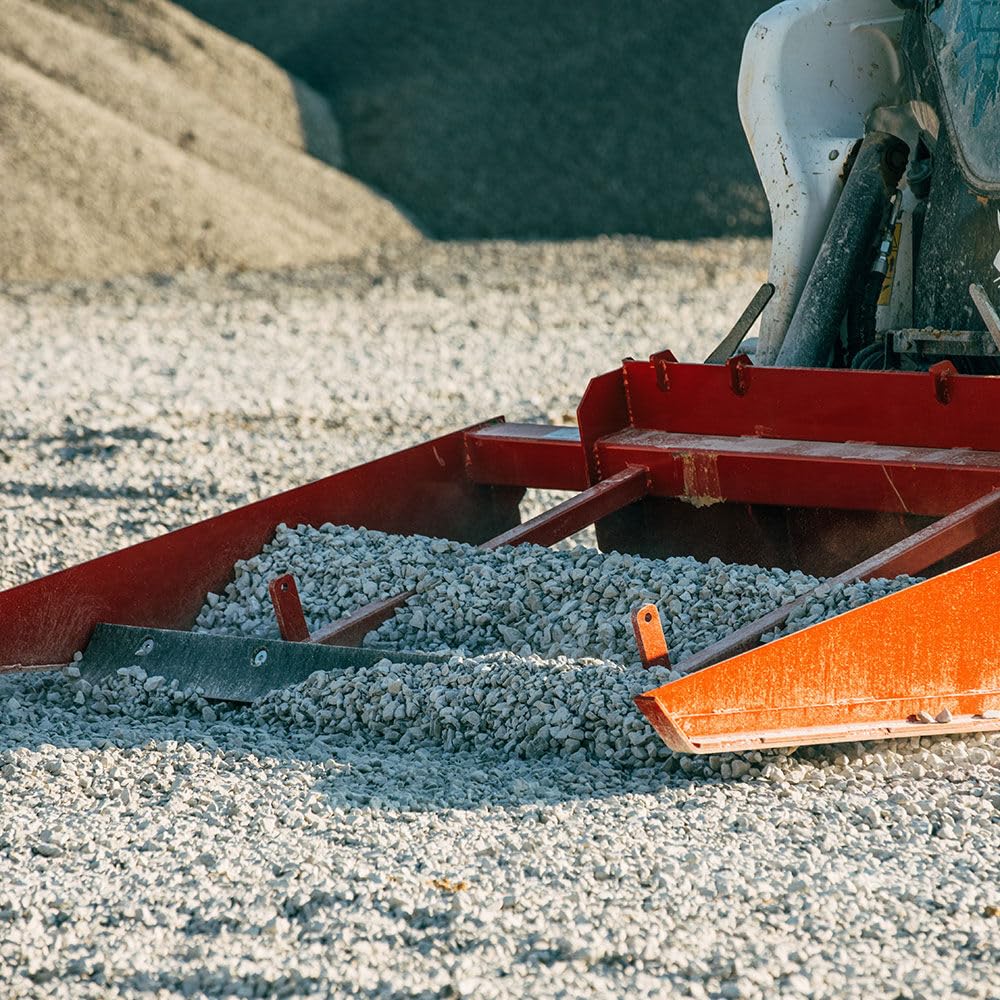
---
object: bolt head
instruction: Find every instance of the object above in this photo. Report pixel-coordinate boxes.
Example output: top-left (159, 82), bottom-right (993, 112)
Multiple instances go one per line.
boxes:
top-left (253, 649), bottom-right (268, 667)
top-left (135, 638), bottom-right (154, 656)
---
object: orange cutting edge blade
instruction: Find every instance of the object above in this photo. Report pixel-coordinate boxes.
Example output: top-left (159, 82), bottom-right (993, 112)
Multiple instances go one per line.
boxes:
top-left (635, 550), bottom-right (1000, 754)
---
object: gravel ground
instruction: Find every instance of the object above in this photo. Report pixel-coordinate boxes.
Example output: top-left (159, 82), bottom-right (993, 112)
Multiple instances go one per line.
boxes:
top-left (193, 522), bottom-right (917, 769)
top-left (3, 238), bottom-right (1000, 999)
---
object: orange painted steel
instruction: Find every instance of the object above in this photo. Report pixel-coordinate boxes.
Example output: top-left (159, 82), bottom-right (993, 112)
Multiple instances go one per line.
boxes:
top-left (635, 549), bottom-right (1000, 754)
top-left (630, 605), bottom-right (671, 669)
top-left (672, 487), bottom-right (1000, 677)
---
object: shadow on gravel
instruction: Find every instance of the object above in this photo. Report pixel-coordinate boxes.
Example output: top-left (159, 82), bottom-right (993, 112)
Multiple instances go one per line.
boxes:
top-left (27, 424), bottom-right (169, 446)
top-left (0, 480), bottom-right (216, 502)
top-left (0, 673), bottom-right (700, 808)
top-left (5, 665), bottom-right (951, 813)
top-left (179, 0), bottom-right (772, 241)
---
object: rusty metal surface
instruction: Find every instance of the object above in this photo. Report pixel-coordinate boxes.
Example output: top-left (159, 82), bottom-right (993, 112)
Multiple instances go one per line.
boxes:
top-left (463, 422), bottom-right (587, 491)
top-left (310, 592), bottom-right (416, 648)
top-left (596, 426), bottom-right (1000, 515)
top-left (617, 356), bottom-right (1000, 451)
top-left (480, 466), bottom-right (648, 550)
top-left (466, 420), bottom-right (1000, 519)
top-left (637, 547), bottom-right (1000, 754)
top-left (455, 361), bottom-right (1000, 575)
top-left (268, 574), bottom-right (311, 643)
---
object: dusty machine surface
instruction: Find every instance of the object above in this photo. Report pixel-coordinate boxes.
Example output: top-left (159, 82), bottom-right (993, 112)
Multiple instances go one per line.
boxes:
top-left (6, 0), bottom-right (1000, 756)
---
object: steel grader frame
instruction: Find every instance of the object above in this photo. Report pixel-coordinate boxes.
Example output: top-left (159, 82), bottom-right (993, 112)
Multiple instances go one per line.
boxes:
top-left (5, 343), bottom-right (1000, 754)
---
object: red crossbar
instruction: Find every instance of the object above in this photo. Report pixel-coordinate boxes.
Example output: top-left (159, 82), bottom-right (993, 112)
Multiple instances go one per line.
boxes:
top-left (596, 428), bottom-right (1000, 516)
top-left (293, 467), bottom-right (648, 647)
top-left (464, 422), bottom-right (587, 490)
top-left (465, 423), bottom-right (1000, 516)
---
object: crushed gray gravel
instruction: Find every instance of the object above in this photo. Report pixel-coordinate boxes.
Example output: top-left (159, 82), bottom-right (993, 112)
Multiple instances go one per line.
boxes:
top-left (194, 521), bottom-right (920, 666)
top-left (193, 522), bottom-right (919, 769)
top-left (3, 239), bottom-right (1000, 1000)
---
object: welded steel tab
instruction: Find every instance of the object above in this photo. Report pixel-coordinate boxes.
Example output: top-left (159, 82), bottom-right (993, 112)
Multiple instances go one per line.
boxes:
top-left (726, 354), bottom-right (752, 396)
top-left (650, 349), bottom-right (679, 391)
top-left (930, 360), bottom-right (957, 405)
top-left (268, 574), bottom-right (311, 642)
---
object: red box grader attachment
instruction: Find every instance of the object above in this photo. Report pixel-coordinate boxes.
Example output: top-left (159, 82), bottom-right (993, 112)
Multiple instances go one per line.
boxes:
top-left (5, 337), bottom-right (1000, 755)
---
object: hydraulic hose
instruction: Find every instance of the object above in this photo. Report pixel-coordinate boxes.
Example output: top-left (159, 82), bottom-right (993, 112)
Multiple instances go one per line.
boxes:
top-left (775, 131), bottom-right (909, 368)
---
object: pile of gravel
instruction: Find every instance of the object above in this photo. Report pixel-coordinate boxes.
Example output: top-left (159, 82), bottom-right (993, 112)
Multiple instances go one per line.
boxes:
top-left (195, 522), bottom-right (920, 667)
top-left (187, 521), bottom-right (918, 772)
top-left (2, 0), bottom-right (410, 283)
top-left (256, 651), bottom-right (677, 767)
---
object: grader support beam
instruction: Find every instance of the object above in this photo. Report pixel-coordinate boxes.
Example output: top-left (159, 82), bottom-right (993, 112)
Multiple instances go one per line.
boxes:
top-left (673, 488), bottom-right (1000, 676)
top-left (278, 467), bottom-right (649, 647)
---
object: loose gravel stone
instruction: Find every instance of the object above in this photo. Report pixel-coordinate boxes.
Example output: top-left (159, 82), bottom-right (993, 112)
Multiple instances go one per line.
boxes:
top-left (3, 244), bottom-right (1000, 1000)
top-left (194, 522), bottom-right (920, 670)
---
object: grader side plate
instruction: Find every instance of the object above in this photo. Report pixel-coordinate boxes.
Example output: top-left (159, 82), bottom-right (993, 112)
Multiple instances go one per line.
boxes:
top-left (636, 549), bottom-right (1000, 753)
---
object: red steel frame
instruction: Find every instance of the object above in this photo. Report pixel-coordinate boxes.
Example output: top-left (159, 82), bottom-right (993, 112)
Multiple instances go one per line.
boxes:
top-left (466, 356), bottom-right (1000, 574)
top-left (7, 352), bottom-right (1000, 675)
top-left (467, 356), bottom-right (1000, 511)
top-left (0, 422), bottom-right (523, 669)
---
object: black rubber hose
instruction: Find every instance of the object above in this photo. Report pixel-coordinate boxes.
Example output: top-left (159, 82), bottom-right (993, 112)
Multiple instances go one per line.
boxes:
top-left (775, 131), bottom-right (909, 368)
top-left (850, 341), bottom-right (888, 370)
top-left (846, 271), bottom-right (885, 363)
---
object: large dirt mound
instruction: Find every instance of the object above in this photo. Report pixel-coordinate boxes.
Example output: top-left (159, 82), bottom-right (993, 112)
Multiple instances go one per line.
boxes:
top-left (0, 0), bottom-right (417, 281)
top-left (180, 0), bottom-right (772, 241)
